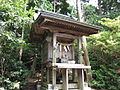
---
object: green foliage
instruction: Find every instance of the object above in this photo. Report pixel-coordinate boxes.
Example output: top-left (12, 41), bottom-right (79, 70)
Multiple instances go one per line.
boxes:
top-left (40, 0), bottom-right (53, 11)
top-left (48, 0), bottom-right (71, 14)
top-left (27, 0), bottom-right (53, 11)
top-left (88, 17), bottom-right (120, 90)
top-left (99, 16), bottom-right (120, 30)
top-left (98, 0), bottom-right (120, 15)
top-left (0, 0), bottom-right (35, 89)
top-left (84, 2), bottom-right (120, 89)
top-left (58, 0), bottom-right (71, 15)
top-left (84, 5), bottom-right (100, 25)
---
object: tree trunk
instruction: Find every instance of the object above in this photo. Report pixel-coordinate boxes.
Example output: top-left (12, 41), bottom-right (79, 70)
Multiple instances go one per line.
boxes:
top-left (30, 54), bottom-right (37, 77)
top-left (98, 0), bottom-right (102, 15)
top-left (76, 0), bottom-right (92, 82)
top-left (19, 27), bottom-right (24, 61)
top-left (76, 0), bottom-right (82, 22)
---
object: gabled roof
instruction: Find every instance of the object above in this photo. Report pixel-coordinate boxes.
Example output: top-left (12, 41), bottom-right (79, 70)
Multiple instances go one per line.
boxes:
top-left (31, 10), bottom-right (100, 42)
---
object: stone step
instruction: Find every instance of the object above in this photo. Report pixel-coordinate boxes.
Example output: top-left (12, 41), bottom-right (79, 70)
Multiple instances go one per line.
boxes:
top-left (69, 87), bottom-right (92, 90)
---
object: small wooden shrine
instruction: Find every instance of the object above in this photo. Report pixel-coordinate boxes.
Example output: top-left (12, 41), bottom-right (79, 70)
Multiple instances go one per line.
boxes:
top-left (31, 11), bottom-right (100, 90)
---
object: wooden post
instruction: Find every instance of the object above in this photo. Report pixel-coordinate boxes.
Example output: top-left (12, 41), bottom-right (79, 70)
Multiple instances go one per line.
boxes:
top-left (52, 68), bottom-right (56, 88)
top-left (77, 36), bottom-right (85, 90)
top-left (73, 69), bottom-right (78, 82)
top-left (52, 33), bottom-right (57, 87)
top-left (72, 41), bottom-right (76, 82)
top-left (78, 36), bottom-right (84, 64)
top-left (82, 36), bottom-right (90, 66)
top-left (76, 0), bottom-right (92, 82)
top-left (82, 36), bottom-right (92, 82)
top-left (73, 37), bottom-right (84, 82)
top-left (53, 33), bottom-right (57, 65)
top-left (76, 0), bottom-right (83, 22)
top-left (47, 68), bottom-right (50, 83)
top-left (41, 44), bottom-right (44, 83)
top-left (72, 44), bottom-right (75, 60)
top-left (62, 69), bottom-right (68, 90)
top-left (76, 0), bottom-right (85, 22)
top-left (78, 69), bottom-right (84, 90)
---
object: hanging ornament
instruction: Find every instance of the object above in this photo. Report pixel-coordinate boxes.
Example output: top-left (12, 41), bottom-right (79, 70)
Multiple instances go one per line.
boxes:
top-left (64, 46), bottom-right (67, 52)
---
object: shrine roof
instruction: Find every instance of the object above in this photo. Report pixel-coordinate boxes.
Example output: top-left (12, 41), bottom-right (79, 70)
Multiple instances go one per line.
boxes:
top-left (30, 10), bottom-right (100, 42)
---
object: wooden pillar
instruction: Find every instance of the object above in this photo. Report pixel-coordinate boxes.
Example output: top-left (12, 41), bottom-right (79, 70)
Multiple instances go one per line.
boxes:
top-left (62, 69), bottom-right (68, 90)
top-left (82, 36), bottom-right (90, 66)
top-left (52, 68), bottom-right (56, 87)
top-left (78, 69), bottom-right (84, 90)
top-left (52, 33), bottom-right (57, 87)
top-left (72, 44), bottom-right (75, 60)
top-left (47, 68), bottom-right (50, 83)
top-left (78, 36), bottom-right (84, 64)
top-left (72, 41), bottom-right (75, 82)
top-left (52, 33), bottom-right (57, 65)
top-left (77, 36), bottom-right (85, 90)
top-left (73, 69), bottom-right (78, 82)
top-left (73, 37), bottom-right (84, 82)
top-left (82, 36), bottom-right (92, 82)
top-left (41, 44), bottom-right (44, 83)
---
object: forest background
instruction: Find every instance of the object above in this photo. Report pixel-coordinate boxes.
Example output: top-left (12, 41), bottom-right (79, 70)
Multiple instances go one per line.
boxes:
top-left (0, 0), bottom-right (120, 90)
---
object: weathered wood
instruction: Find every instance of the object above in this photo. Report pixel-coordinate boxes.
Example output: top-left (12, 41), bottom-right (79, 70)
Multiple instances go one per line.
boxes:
top-left (39, 12), bottom-right (100, 32)
top-left (38, 18), bottom-right (47, 27)
top-left (31, 10), bottom-right (101, 90)
top-left (30, 56), bottom-right (37, 77)
top-left (82, 36), bottom-right (92, 82)
top-left (76, 0), bottom-right (91, 83)
top-left (73, 69), bottom-right (78, 82)
top-left (40, 25), bottom-right (88, 36)
top-left (71, 43), bottom-right (76, 82)
top-left (78, 36), bottom-right (84, 64)
top-left (55, 63), bottom-right (91, 69)
top-left (52, 33), bottom-right (57, 65)
top-left (77, 0), bottom-right (92, 83)
top-left (56, 33), bottom-right (79, 39)
top-left (62, 69), bottom-right (68, 90)
top-left (42, 41), bottom-right (48, 61)
top-left (72, 44), bottom-right (75, 60)
top-left (52, 67), bottom-right (56, 87)
top-left (31, 10), bottom-right (100, 42)
top-left (40, 44), bottom-right (44, 82)
top-left (48, 41), bottom-right (52, 59)
top-left (77, 69), bottom-right (84, 90)
top-left (82, 36), bottom-right (90, 66)
top-left (76, 0), bottom-right (83, 22)
top-left (47, 68), bottom-right (50, 83)
top-left (52, 33), bottom-right (57, 87)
